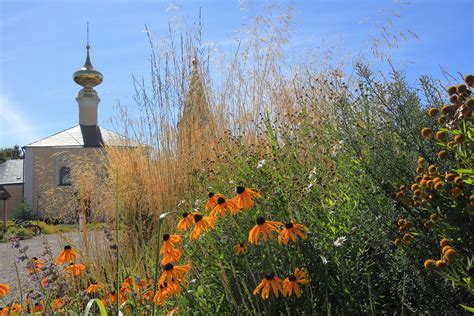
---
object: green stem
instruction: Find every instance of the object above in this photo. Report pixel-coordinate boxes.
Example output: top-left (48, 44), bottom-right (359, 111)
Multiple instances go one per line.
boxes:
top-left (115, 171), bottom-right (120, 316)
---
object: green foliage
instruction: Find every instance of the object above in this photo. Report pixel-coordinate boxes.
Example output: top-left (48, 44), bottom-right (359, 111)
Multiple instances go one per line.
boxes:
top-left (0, 145), bottom-right (23, 163)
top-left (5, 226), bottom-right (33, 240)
top-left (12, 201), bottom-right (35, 221)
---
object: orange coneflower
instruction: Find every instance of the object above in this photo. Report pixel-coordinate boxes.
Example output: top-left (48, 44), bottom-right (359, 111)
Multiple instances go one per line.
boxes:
top-left (234, 243), bottom-right (247, 255)
top-left (64, 263), bottom-right (86, 276)
top-left (142, 289), bottom-right (154, 303)
top-left (27, 257), bottom-right (44, 274)
top-left (253, 272), bottom-right (283, 299)
top-left (161, 234), bottom-right (183, 254)
top-left (205, 192), bottom-right (224, 211)
top-left (86, 283), bottom-right (102, 294)
top-left (176, 211), bottom-right (196, 231)
top-left (282, 268), bottom-right (310, 297)
top-left (108, 289), bottom-right (127, 304)
top-left (248, 217), bottom-right (283, 245)
top-left (278, 221), bottom-right (307, 245)
top-left (55, 245), bottom-right (78, 265)
top-left (160, 234), bottom-right (183, 265)
top-left (121, 276), bottom-right (137, 293)
top-left (31, 302), bottom-right (44, 313)
top-left (137, 279), bottom-right (148, 290)
top-left (190, 214), bottom-right (217, 240)
top-left (158, 263), bottom-right (191, 286)
top-left (0, 304), bottom-right (22, 315)
top-left (211, 197), bottom-right (239, 216)
top-left (153, 281), bottom-right (180, 305)
top-left (235, 186), bottom-right (261, 209)
top-left (51, 298), bottom-right (64, 312)
top-left (41, 278), bottom-right (49, 289)
top-left (0, 284), bottom-right (11, 298)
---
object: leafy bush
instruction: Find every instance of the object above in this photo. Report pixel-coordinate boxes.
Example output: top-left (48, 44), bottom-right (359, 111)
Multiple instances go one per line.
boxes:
top-left (12, 201), bottom-right (35, 221)
top-left (5, 226), bottom-right (33, 240)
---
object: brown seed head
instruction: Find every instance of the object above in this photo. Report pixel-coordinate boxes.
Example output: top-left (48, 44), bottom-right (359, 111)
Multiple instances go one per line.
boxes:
top-left (444, 249), bottom-right (457, 262)
top-left (428, 108), bottom-right (438, 117)
top-left (437, 150), bottom-right (447, 159)
top-left (454, 134), bottom-right (465, 143)
top-left (424, 259), bottom-right (436, 269)
top-left (420, 128), bottom-right (432, 139)
top-left (429, 213), bottom-right (439, 222)
top-left (435, 260), bottom-right (447, 270)
top-left (441, 105), bottom-right (451, 115)
top-left (456, 84), bottom-right (468, 94)
top-left (447, 86), bottom-right (457, 96)
top-left (435, 131), bottom-right (447, 142)
top-left (441, 245), bottom-right (452, 255)
top-left (449, 94), bottom-right (458, 104)
top-left (464, 74), bottom-right (474, 87)
top-left (439, 238), bottom-right (450, 248)
top-left (424, 220), bottom-right (434, 229)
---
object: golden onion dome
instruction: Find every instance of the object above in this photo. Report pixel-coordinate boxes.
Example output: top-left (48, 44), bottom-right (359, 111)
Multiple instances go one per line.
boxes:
top-left (73, 44), bottom-right (103, 88)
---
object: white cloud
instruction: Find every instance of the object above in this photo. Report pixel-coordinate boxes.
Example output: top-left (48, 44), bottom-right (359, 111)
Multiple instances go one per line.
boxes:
top-left (0, 94), bottom-right (38, 147)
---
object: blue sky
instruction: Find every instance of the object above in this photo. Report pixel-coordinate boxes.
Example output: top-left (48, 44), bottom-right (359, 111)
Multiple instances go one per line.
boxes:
top-left (0, 0), bottom-right (472, 148)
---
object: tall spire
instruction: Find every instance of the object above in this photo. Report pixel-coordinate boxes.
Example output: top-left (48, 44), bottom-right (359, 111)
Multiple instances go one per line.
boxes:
top-left (177, 57), bottom-right (213, 152)
top-left (73, 23), bottom-right (103, 88)
top-left (73, 23), bottom-right (103, 126)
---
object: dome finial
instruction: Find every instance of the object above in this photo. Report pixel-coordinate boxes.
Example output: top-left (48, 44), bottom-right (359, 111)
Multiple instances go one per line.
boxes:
top-left (73, 22), bottom-right (103, 88)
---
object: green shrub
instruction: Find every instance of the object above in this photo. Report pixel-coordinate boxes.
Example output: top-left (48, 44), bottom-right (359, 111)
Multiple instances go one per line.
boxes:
top-left (12, 201), bottom-right (36, 221)
top-left (5, 226), bottom-right (33, 240)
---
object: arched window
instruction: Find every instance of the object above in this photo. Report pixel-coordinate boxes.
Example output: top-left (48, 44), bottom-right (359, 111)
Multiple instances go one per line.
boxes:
top-left (59, 167), bottom-right (72, 186)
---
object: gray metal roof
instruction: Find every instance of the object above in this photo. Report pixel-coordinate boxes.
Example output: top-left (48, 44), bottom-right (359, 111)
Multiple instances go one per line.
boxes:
top-left (24, 125), bottom-right (134, 148)
top-left (0, 159), bottom-right (24, 185)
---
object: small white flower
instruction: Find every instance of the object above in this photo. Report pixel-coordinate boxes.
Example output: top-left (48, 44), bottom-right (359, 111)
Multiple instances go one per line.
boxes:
top-left (308, 167), bottom-right (317, 179)
top-left (334, 236), bottom-right (347, 247)
top-left (256, 159), bottom-right (266, 169)
top-left (194, 199), bottom-right (202, 206)
top-left (229, 180), bottom-right (235, 184)
top-left (320, 255), bottom-right (328, 265)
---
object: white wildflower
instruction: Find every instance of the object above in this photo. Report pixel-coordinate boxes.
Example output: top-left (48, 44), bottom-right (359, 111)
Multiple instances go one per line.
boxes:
top-left (256, 159), bottom-right (266, 169)
top-left (320, 255), bottom-right (328, 265)
top-left (334, 236), bottom-right (347, 247)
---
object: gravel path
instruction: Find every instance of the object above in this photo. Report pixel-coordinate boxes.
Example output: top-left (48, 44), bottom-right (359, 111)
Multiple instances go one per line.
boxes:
top-left (0, 232), bottom-right (95, 302)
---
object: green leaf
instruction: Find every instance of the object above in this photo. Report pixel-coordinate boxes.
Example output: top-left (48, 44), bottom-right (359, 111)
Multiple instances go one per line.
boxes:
top-left (84, 298), bottom-right (108, 316)
top-left (459, 304), bottom-right (474, 312)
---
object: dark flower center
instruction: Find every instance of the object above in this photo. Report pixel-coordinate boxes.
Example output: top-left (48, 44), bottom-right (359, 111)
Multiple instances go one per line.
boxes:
top-left (217, 197), bottom-right (226, 204)
top-left (285, 222), bottom-right (294, 229)
top-left (64, 245), bottom-right (72, 250)
top-left (160, 282), bottom-right (168, 289)
top-left (239, 243), bottom-right (244, 247)
top-left (236, 186), bottom-right (245, 194)
top-left (265, 272), bottom-right (275, 280)
top-left (256, 217), bottom-right (266, 225)
top-left (32, 257), bottom-right (38, 260)
top-left (194, 214), bottom-right (203, 223)
top-left (289, 275), bottom-right (297, 282)
top-left (164, 263), bottom-right (174, 271)
top-left (208, 192), bottom-right (215, 198)
top-left (163, 234), bottom-right (170, 241)
top-left (182, 212), bottom-right (189, 218)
